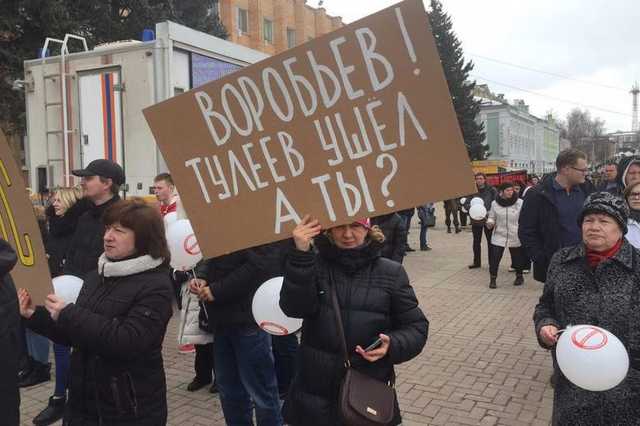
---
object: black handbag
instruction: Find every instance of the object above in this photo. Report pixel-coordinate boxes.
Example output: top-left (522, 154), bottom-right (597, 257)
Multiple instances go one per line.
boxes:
top-left (329, 270), bottom-right (396, 426)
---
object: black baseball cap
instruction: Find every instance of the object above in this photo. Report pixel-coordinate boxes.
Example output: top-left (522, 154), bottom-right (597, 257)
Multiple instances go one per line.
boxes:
top-left (72, 159), bottom-right (125, 185)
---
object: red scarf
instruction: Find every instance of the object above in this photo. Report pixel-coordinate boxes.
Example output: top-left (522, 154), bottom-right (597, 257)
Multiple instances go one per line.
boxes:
top-left (586, 239), bottom-right (623, 268)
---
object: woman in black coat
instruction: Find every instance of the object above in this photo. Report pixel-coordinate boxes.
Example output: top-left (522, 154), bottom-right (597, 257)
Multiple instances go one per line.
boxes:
top-left (280, 216), bottom-right (428, 426)
top-left (19, 200), bottom-right (174, 426)
top-left (33, 187), bottom-right (90, 425)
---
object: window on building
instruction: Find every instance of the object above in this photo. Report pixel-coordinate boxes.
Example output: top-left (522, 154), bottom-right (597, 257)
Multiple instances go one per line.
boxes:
top-left (237, 8), bottom-right (248, 34)
top-left (263, 18), bottom-right (273, 43)
top-left (287, 28), bottom-right (296, 48)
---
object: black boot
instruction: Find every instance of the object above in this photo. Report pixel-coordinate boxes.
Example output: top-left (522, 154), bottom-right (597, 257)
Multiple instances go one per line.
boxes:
top-left (447, 227), bottom-right (452, 234)
top-left (513, 274), bottom-right (524, 286)
top-left (209, 380), bottom-right (218, 394)
top-left (187, 376), bottom-right (211, 392)
top-left (19, 361), bottom-right (50, 388)
top-left (468, 263), bottom-right (481, 269)
top-left (489, 276), bottom-right (497, 289)
top-left (455, 226), bottom-right (461, 234)
top-left (33, 395), bottom-right (66, 426)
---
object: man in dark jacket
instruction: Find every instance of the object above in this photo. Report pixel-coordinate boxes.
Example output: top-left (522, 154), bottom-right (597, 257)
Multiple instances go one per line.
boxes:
top-left (467, 173), bottom-right (497, 269)
top-left (597, 161), bottom-right (620, 195)
top-left (518, 148), bottom-right (594, 283)
top-left (0, 239), bottom-right (20, 426)
top-left (64, 159), bottom-right (124, 278)
top-left (192, 243), bottom-right (283, 425)
top-left (397, 207), bottom-right (416, 251)
top-left (371, 213), bottom-right (407, 263)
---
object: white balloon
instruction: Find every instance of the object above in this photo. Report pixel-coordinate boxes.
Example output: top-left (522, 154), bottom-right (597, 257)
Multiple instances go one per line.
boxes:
top-left (460, 197), bottom-right (467, 205)
top-left (163, 211), bottom-right (178, 226)
top-left (166, 219), bottom-right (203, 271)
top-left (469, 204), bottom-right (487, 221)
top-left (470, 197), bottom-right (484, 206)
top-left (52, 275), bottom-right (84, 304)
top-left (252, 276), bottom-right (302, 336)
top-left (556, 325), bottom-right (629, 391)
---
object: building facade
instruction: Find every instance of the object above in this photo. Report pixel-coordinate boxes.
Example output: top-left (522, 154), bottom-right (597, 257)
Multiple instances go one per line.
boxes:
top-left (475, 85), bottom-right (560, 175)
top-left (608, 131), bottom-right (640, 156)
top-left (217, 0), bottom-right (344, 55)
top-left (574, 136), bottom-right (616, 167)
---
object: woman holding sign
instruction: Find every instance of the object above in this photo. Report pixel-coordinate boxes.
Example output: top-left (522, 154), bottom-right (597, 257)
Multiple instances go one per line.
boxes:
top-left (280, 216), bottom-right (428, 426)
top-left (534, 192), bottom-right (640, 424)
top-left (18, 200), bottom-right (174, 426)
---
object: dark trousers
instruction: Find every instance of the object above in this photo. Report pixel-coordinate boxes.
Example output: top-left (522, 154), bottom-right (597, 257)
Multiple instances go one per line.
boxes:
top-left (419, 222), bottom-right (429, 248)
top-left (53, 343), bottom-right (70, 396)
top-left (214, 325), bottom-right (282, 426)
top-left (459, 210), bottom-right (468, 226)
top-left (444, 201), bottom-right (459, 229)
top-left (490, 245), bottom-right (524, 276)
top-left (272, 334), bottom-right (298, 396)
top-left (194, 342), bottom-right (215, 383)
top-left (472, 225), bottom-right (493, 266)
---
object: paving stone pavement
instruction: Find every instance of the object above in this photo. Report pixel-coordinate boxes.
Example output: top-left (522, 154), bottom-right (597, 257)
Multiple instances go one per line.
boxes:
top-left (19, 212), bottom-right (554, 426)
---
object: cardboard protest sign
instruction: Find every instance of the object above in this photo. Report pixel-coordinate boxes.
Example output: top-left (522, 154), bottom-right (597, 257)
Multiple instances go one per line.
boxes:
top-left (144, 0), bottom-right (476, 258)
top-left (0, 130), bottom-right (51, 302)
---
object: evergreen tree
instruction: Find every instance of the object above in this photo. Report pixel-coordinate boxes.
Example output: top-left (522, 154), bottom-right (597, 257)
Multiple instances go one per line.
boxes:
top-left (0, 0), bottom-right (228, 137)
top-left (428, 0), bottom-right (486, 160)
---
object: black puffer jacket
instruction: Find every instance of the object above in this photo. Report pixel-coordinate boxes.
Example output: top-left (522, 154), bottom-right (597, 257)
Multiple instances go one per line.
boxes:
top-left (64, 195), bottom-right (120, 278)
top-left (280, 235), bottom-right (428, 426)
top-left (371, 213), bottom-right (407, 263)
top-left (196, 241), bottom-right (288, 330)
top-left (46, 199), bottom-right (91, 277)
top-left (0, 240), bottom-right (19, 426)
top-left (26, 254), bottom-right (174, 425)
top-left (533, 241), bottom-right (640, 425)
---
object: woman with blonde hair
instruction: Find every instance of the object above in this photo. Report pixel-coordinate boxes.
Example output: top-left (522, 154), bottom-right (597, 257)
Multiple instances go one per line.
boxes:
top-left (31, 186), bottom-right (89, 426)
top-left (280, 216), bottom-right (428, 426)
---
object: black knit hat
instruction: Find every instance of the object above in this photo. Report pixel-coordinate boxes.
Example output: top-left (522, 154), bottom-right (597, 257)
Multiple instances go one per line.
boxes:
top-left (578, 191), bottom-right (629, 233)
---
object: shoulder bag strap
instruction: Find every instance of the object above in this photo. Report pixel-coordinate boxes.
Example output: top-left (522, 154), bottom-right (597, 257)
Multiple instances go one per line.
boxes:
top-left (328, 268), bottom-right (351, 367)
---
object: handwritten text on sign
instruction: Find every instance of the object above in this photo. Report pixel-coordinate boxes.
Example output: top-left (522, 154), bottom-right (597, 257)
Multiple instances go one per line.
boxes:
top-left (144, 0), bottom-right (475, 257)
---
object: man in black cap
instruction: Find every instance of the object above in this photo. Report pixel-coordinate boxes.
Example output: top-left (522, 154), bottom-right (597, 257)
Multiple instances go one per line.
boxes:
top-left (64, 159), bottom-right (124, 278)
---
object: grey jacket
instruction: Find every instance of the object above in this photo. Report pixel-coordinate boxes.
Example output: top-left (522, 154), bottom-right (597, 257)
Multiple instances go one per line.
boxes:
top-left (533, 241), bottom-right (640, 425)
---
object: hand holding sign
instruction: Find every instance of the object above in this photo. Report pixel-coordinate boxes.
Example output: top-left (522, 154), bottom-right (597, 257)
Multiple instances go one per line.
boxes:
top-left (292, 215), bottom-right (322, 251)
top-left (556, 324), bottom-right (629, 391)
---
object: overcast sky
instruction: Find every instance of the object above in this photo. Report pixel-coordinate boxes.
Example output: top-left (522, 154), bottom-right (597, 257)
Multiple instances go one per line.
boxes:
top-left (321, 0), bottom-right (640, 133)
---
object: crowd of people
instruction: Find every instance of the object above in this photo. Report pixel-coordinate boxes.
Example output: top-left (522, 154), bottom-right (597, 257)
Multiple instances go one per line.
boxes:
top-left (3, 146), bottom-right (640, 424)
top-left (0, 159), bottom-right (429, 426)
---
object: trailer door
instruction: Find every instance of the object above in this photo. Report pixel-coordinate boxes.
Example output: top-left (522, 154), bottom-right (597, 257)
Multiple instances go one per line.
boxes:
top-left (78, 68), bottom-right (124, 167)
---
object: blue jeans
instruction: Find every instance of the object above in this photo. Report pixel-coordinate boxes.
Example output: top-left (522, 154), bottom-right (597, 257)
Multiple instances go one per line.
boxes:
top-left (272, 334), bottom-right (298, 396)
top-left (419, 223), bottom-right (429, 248)
top-left (25, 328), bottom-right (49, 364)
top-left (214, 325), bottom-right (283, 426)
top-left (53, 343), bottom-right (71, 396)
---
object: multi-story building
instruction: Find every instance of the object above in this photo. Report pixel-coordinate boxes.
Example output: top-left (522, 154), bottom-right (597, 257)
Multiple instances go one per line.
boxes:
top-left (217, 0), bottom-right (344, 55)
top-left (474, 85), bottom-right (560, 175)
top-left (574, 135), bottom-right (616, 167)
top-left (608, 130), bottom-right (640, 156)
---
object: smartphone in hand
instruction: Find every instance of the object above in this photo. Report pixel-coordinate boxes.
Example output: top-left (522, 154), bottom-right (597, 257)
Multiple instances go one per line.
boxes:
top-left (363, 337), bottom-right (383, 352)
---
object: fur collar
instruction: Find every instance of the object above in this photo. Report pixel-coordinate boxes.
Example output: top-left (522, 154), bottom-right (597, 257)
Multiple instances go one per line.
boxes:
top-left (98, 253), bottom-right (164, 277)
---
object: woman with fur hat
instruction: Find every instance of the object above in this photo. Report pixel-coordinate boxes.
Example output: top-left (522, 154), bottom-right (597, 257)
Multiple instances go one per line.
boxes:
top-left (534, 192), bottom-right (640, 424)
top-left (280, 216), bottom-right (428, 426)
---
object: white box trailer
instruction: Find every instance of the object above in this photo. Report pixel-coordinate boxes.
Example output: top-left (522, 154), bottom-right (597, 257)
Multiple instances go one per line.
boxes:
top-left (24, 21), bottom-right (268, 196)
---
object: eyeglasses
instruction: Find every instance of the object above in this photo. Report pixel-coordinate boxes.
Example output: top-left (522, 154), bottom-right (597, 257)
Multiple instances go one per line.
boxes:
top-left (570, 167), bottom-right (589, 174)
top-left (628, 192), bottom-right (640, 200)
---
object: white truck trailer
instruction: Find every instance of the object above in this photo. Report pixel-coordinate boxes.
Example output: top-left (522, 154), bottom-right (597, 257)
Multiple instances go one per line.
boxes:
top-left (23, 21), bottom-right (267, 196)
